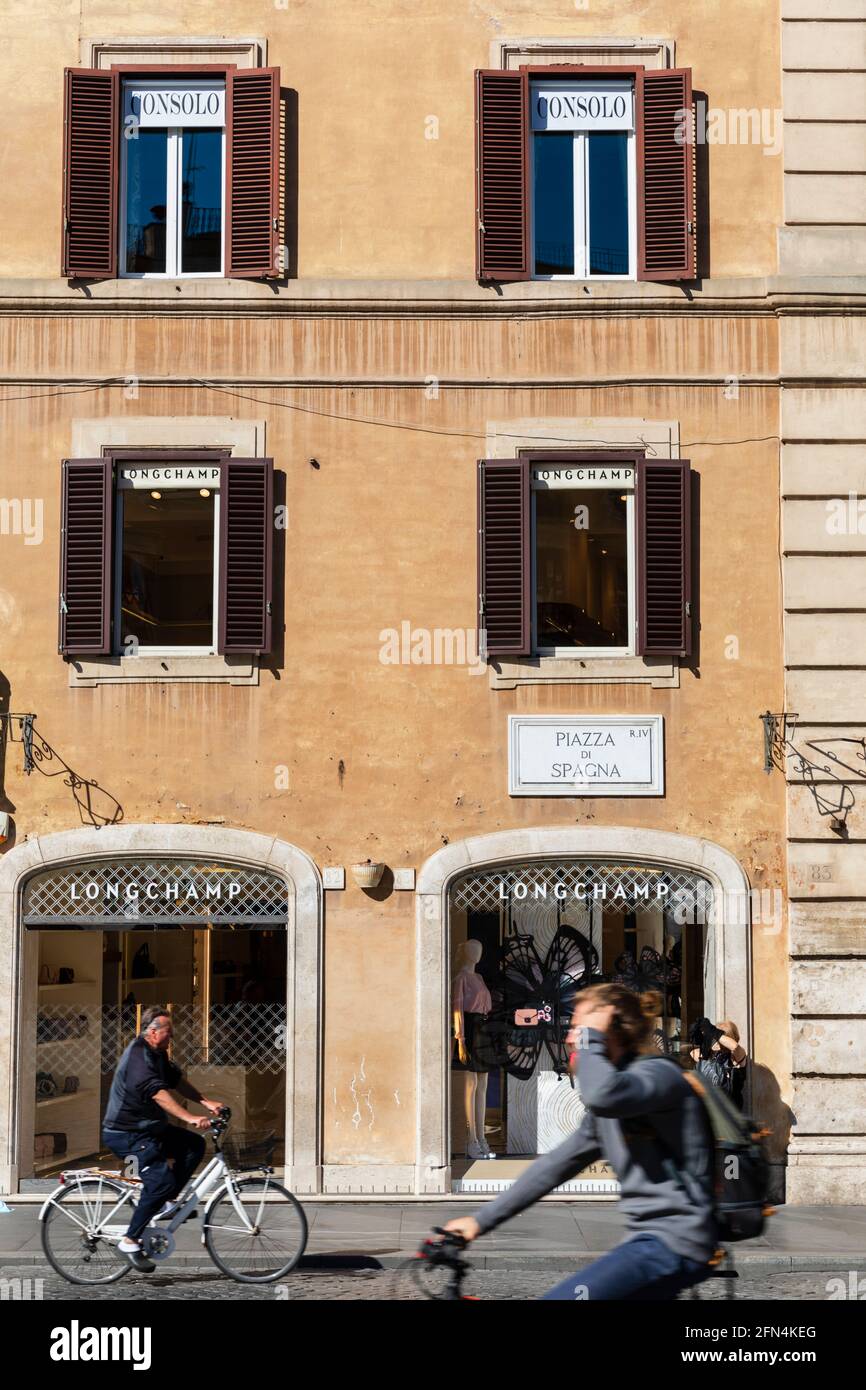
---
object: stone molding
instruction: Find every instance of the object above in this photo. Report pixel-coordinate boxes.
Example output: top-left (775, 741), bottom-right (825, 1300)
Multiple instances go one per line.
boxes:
top-left (82, 37), bottom-right (266, 69)
top-left (491, 35), bottom-right (674, 71)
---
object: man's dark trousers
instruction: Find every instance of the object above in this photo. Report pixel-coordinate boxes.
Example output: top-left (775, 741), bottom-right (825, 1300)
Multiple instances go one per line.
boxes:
top-left (103, 1126), bottom-right (206, 1241)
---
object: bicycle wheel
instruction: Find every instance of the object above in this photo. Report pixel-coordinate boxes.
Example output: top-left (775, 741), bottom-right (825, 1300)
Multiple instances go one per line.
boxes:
top-left (41, 1178), bottom-right (134, 1285)
top-left (203, 1175), bottom-right (308, 1283)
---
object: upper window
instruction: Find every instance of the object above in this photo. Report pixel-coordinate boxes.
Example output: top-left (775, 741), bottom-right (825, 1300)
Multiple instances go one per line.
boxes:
top-left (59, 455), bottom-right (275, 659)
top-left (62, 66), bottom-right (280, 281)
top-left (530, 81), bottom-right (636, 280)
top-left (121, 80), bottom-right (225, 278)
top-left (477, 454), bottom-right (693, 662)
top-left (532, 461), bottom-right (635, 655)
top-left (116, 465), bottom-right (221, 652)
top-left (475, 67), bottom-right (695, 284)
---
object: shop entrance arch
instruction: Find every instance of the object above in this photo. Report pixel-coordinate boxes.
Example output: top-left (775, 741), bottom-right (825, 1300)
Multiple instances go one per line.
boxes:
top-left (414, 827), bottom-right (751, 1196)
top-left (0, 826), bottom-right (322, 1195)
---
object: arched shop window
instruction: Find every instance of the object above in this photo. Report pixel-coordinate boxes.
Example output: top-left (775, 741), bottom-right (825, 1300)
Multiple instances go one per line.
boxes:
top-left (23, 859), bottom-right (289, 1179)
top-left (448, 861), bottom-right (713, 1173)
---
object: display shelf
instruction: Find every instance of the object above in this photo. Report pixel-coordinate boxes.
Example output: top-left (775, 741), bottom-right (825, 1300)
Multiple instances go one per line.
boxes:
top-left (34, 1146), bottom-right (98, 1175)
top-left (36, 1089), bottom-right (97, 1110)
top-left (38, 980), bottom-right (98, 991)
top-left (122, 973), bottom-right (190, 987)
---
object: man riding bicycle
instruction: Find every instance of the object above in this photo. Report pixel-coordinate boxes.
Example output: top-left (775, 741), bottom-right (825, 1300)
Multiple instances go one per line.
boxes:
top-left (443, 984), bottom-right (718, 1301)
top-left (102, 1006), bottom-right (223, 1272)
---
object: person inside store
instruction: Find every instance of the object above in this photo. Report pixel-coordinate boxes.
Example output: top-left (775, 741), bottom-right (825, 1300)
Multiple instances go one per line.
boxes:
top-left (102, 1005), bottom-right (223, 1272)
top-left (441, 984), bottom-right (719, 1300)
top-left (688, 1016), bottom-right (749, 1111)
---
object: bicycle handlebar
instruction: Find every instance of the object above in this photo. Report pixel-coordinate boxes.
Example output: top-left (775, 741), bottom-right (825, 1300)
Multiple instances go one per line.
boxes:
top-left (418, 1227), bottom-right (468, 1264)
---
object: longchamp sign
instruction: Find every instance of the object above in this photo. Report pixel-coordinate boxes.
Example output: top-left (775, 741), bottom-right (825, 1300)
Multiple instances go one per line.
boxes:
top-left (22, 860), bottom-right (288, 926)
top-left (508, 715), bottom-right (665, 797)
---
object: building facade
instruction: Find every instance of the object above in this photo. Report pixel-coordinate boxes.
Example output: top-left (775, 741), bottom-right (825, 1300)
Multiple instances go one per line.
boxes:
top-left (0, 1), bottom-right (861, 1204)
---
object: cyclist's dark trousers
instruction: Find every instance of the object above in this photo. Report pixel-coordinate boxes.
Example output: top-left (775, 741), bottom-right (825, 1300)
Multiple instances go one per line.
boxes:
top-left (103, 1127), bottom-right (206, 1241)
top-left (540, 1232), bottom-right (710, 1301)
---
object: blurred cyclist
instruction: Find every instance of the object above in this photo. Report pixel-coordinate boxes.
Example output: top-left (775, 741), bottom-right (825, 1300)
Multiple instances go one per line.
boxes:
top-left (443, 983), bottom-right (718, 1300)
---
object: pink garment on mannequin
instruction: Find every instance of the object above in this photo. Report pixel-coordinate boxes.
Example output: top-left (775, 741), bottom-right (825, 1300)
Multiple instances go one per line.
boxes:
top-left (452, 968), bottom-right (492, 1015)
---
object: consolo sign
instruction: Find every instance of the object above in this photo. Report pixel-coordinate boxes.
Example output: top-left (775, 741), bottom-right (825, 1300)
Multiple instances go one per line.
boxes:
top-left (531, 82), bottom-right (634, 132)
top-left (123, 83), bottom-right (226, 130)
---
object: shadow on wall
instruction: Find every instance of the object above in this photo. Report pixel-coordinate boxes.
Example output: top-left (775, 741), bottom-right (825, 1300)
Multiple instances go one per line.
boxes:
top-left (0, 672), bottom-right (124, 832)
top-left (0, 671), bottom-right (16, 849)
top-left (751, 1061), bottom-right (796, 1206)
top-left (695, 91), bottom-right (711, 281)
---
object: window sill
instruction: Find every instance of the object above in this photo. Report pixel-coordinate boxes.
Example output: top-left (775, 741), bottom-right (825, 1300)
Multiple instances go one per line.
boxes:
top-left (489, 654), bottom-right (678, 690)
top-left (67, 654), bottom-right (259, 687)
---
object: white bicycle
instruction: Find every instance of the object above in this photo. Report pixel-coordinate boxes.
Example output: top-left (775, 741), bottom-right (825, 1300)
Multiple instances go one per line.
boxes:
top-left (39, 1108), bottom-right (308, 1285)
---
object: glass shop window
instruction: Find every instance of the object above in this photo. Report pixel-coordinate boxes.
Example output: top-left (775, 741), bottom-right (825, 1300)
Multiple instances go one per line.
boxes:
top-left (122, 80), bottom-right (225, 277)
top-left (531, 80), bottom-right (636, 280)
top-left (532, 462), bottom-right (635, 655)
top-left (116, 472), bottom-right (219, 653)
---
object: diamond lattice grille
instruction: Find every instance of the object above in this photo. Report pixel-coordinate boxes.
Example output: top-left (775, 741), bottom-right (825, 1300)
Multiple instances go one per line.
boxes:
top-left (35, 1002), bottom-right (288, 1077)
top-left (451, 860), bottom-right (713, 915)
top-left (23, 860), bottom-right (288, 926)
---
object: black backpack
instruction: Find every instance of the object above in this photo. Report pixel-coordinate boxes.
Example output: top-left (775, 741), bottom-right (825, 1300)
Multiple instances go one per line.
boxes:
top-left (681, 1068), bottom-right (773, 1241)
top-left (637, 1055), bottom-right (773, 1243)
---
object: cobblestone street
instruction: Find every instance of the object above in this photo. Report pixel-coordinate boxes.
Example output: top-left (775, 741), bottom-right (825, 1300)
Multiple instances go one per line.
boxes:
top-left (2, 1264), bottom-right (857, 1302)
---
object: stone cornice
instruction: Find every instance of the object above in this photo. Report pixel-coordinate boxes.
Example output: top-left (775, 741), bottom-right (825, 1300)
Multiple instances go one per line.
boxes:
top-left (1, 276), bottom-right (866, 319)
top-left (0, 374), bottom-right (863, 391)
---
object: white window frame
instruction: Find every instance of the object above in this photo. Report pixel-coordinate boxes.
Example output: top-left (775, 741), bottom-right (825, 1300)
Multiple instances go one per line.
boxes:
top-left (530, 82), bottom-right (637, 283)
top-left (113, 486), bottom-right (221, 657)
top-left (119, 87), bottom-right (226, 280)
top-left (531, 482), bottom-right (636, 659)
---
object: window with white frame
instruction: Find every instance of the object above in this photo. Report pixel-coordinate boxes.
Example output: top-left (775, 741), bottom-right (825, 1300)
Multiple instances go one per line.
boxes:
top-left (121, 79), bottom-right (225, 277)
top-left (115, 464), bottom-right (221, 653)
top-left (531, 461), bottom-right (635, 655)
top-left (531, 79), bottom-right (636, 279)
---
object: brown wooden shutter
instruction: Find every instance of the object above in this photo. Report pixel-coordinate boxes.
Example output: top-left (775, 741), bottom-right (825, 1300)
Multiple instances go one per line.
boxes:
top-left (477, 458), bottom-right (530, 657)
top-left (62, 69), bottom-right (119, 279)
top-left (475, 70), bottom-right (530, 282)
top-left (226, 68), bottom-right (280, 278)
top-left (218, 458), bottom-right (274, 654)
top-left (637, 68), bottom-right (694, 281)
top-left (59, 458), bottom-right (114, 655)
top-left (636, 458), bottom-right (692, 657)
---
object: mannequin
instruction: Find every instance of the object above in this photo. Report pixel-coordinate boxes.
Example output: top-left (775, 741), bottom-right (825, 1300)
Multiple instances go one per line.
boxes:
top-left (452, 939), bottom-right (496, 1160)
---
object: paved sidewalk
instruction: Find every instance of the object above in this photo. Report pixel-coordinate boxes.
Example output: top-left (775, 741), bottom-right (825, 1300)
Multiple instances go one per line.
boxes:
top-left (2, 1200), bottom-right (866, 1272)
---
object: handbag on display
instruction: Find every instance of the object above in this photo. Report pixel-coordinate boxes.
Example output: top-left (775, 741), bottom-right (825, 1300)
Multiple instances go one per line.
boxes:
top-left (62, 1076), bottom-right (79, 1095)
top-left (36, 1072), bottom-right (58, 1101)
top-left (131, 944), bottom-right (157, 979)
top-left (58, 967), bottom-right (75, 985)
top-left (39, 964), bottom-right (54, 986)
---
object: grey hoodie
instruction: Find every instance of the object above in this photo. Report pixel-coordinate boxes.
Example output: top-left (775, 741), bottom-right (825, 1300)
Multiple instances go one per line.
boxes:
top-left (473, 1030), bottom-right (718, 1264)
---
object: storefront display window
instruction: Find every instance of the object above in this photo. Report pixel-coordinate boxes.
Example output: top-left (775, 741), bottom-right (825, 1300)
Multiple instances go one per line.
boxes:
top-left (449, 861), bottom-right (713, 1180)
top-left (23, 859), bottom-right (289, 1180)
